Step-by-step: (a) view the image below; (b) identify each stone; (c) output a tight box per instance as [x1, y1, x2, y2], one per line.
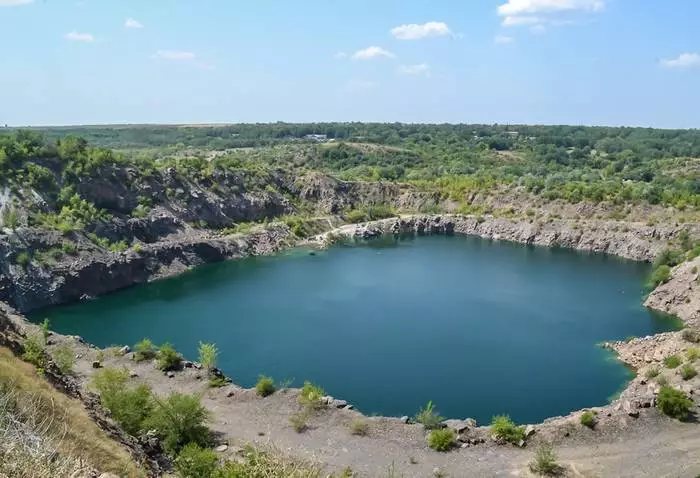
[119, 345, 131, 355]
[400, 416, 410, 424]
[442, 419, 472, 434]
[99, 474, 120, 478]
[524, 425, 536, 438]
[92, 360, 101, 369]
[129, 370, 138, 378]
[343, 404, 354, 410]
[215, 444, 229, 452]
[332, 399, 348, 408]
[166, 371, 175, 378]
[518, 439, 526, 448]
[226, 389, 236, 398]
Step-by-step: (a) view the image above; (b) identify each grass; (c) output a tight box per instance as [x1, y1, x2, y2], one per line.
[645, 367, 661, 379]
[256, 375, 276, 397]
[580, 411, 596, 428]
[218, 444, 322, 477]
[208, 376, 228, 388]
[156, 343, 182, 371]
[680, 364, 697, 381]
[298, 381, 325, 409]
[664, 355, 682, 369]
[656, 375, 669, 387]
[426, 428, 456, 452]
[289, 410, 309, 433]
[687, 348, 700, 362]
[529, 444, 563, 476]
[0, 347, 139, 476]
[198, 341, 218, 372]
[414, 400, 443, 429]
[491, 415, 525, 445]
[682, 328, 700, 343]
[21, 335, 46, 373]
[53, 345, 75, 374]
[349, 418, 370, 436]
[133, 338, 157, 362]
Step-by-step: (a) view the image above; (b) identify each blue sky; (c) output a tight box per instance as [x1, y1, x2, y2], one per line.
[1, 0, 699, 127]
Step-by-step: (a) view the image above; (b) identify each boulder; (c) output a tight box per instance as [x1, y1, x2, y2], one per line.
[442, 419, 473, 434]
[92, 360, 101, 369]
[119, 345, 131, 355]
[215, 444, 229, 453]
[166, 371, 175, 378]
[524, 425, 536, 438]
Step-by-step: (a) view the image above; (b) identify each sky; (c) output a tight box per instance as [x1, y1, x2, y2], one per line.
[1, 0, 699, 128]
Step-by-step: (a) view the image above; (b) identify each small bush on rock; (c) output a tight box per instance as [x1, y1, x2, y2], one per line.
[580, 411, 596, 428]
[682, 328, 700, 343]
[349, 418, 370, 436]
[645, 367, 661, 379]
[134, 338, 157, 362]
[664, 355, 682, 369]
[198, 341, 218, 372]
[289, 410, 309, 433]
[256, 375, 276, 397]
[298, 381, 325, 408]
[529, 444, 562, 476]
[646, 265, 671, 289]
[53, 345, 75, 374]
[657, 387, 693, 420]
[156, 343, 182, 371]
[174, 443, 219, 478]
[208, 376, 228, 388]
[686, 348, 699, 362]
[491, 415, 525, 445]
[144, 393, 211, 454]
[427, 428, 456, 452]
[681, 364, 697, 381]
[22, 335, 46, 372]
[415, 400, 443, 429]
[92, 368, 153, 435]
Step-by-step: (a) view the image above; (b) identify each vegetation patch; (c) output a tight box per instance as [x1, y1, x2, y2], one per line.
[664, 355, 682, 369]
[680, 364, 697, 381]
[414, 400, 444, 429]
[657, 387, 693, 420]
[426, 428, 456, 452]
[580, 411, 597, 428]
[156, 342, 182, 371]
[529, 444, 563, 476]
[491, 415, 525, 445]
[134, 338, 157, 362]
[256, 375, 276, 397]
[298, 381, 325, 409]
[349, 418, 370, 436]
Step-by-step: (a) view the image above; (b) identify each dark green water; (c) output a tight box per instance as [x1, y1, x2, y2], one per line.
[32, 235, 679, 424]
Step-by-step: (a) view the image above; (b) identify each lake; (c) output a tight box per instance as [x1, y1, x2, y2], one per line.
[32, 235, 679, 424]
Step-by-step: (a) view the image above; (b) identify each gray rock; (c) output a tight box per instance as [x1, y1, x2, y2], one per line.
[442, 419, 472, 434]
[119, 345, 131, 355]
[91, 360, 101, 369]
[400, 416, 410, 424]
[128, 370, 138, 378]
[166, 371, 175, 378]
[215, 444, 229, 452]
[524, 425, 536, 437]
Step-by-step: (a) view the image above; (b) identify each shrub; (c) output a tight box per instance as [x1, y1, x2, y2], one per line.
[156, 343, 182, 371]
[646, 265, 671, 289]
[529, 444, 562, 476]
[664, 355, 682, 369]
[298, 381, 325, 408]
[198, 341, 218, 372]
[414, 400, 443, 429]
[491, 415, 525, 445]
[680, 364, 697, 381]
[144, 393, 211, 454]
[16, 251, 31, 268]
[22, 335, 46, 371]
[656, 375, 669, 387]
[208, 376, 228, 388]
[134, 338, 157, 362]
[53, 345, 75, 374]
[349, 418, 370, 436]
[174, 443, 219, 478]
[687, 348, 700, 362]
[40, 318, 50, 344]
[657, 387, 693, 420]
[92, 368, 153, 435]
[256, 376, 276, 397]
[289, 410, 309, 433]
[61, 241, 78, 255]
[645, 367, 660, 379]
[426, 428, 455, 452]
[682, 328, 700, 343]
[580, 411, 596, 428]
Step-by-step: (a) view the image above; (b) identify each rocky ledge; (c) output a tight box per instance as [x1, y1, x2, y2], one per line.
[319, 214, 691, 261]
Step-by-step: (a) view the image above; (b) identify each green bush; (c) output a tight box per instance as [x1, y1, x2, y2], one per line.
[198, 341, 218, 372]
[22, 335, 46, 371]
[426, 428, 455, 452]
[61, 241, 78, 255]
[134, 338, 157, 362]
[349, 418, 370, 436]
[40, 318, 50, 344]
[528, 444, 562, 476]
[144, 393, 211, 454]
[174, 443, 219, 478]
[53, 345, 75, 374]
[491, 415, 525, 445]
[682, 328, 700, 343]
[664, 355, 682, 369]
[414, 400, 443, 429]
[657, 387, 693, 420]
[92, 367, 153, 435]
[16, 251, 31, 268]
[647, 265, 671, 289]
[208, 376, 228, 388]
[157, 343, 182, 371]
[298, 381, 325, 408]
[687, 348, 700, 362]
[256, 376, 276, 397]
[580, 411, 596, 428]
[289, 410, 309, 433]
[680, 364, 697, 381]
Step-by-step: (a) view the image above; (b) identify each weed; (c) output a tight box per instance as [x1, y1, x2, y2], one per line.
[414, 400, 443, 429]
[256, 375, 276, 397]
[529, 444, 562, 476]
[289, 410, 309, 433]
[134, 338, 157, 362]
[580, 411, 596, 428]
[657, 387, 693, 420]
[427, 428, 456, 452]
[664, 355, 682, 369]
[349, 418, 370, 436]
[491, 415, 525, 445]
[680, 364, 697, 381]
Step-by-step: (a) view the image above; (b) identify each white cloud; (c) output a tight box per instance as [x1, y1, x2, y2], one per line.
[498, 0, 604, 17]
[660, 53, 700, 69]
[352, 46, 394, 60]
[494, 35, 514, 44]
[334, 52, 348, 59]
[502, 15, 542, 26]
[0, 0, 33, 5]
[125, 18, 143, 29]
[65, 31, 94, 42]
[153, 50, 196, 60]
[391, 21, 452, 40]
[399, 63, 431, 76]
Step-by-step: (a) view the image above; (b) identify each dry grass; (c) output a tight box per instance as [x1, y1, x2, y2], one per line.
[0, 347, 141, 477]
[229, 445, 323, 477]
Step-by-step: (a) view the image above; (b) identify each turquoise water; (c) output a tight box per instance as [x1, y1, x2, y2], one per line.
[32, 235, 679, 424]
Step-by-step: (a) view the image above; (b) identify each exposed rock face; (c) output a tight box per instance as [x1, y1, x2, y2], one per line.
[645, 256, 700, 327]
[323, 215, 680, 262]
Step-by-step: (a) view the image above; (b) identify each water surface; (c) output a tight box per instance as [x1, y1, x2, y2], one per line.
[33, 235, 678, 424]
